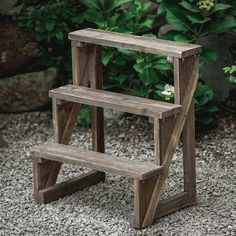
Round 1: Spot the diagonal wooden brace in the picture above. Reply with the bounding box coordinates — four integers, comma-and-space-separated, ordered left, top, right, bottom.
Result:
141, 55, 199, 228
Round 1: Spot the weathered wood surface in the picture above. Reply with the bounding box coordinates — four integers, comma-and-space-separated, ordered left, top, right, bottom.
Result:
154, 192, 192, 219
89, 45, 105, 154
49, 85, 182, 119
37, 171, 105, 204
154, 116, 176, 165
141, 55, 199, 228
33, 158, 56, 201
69, 28, 201, 58
31, 143, 163, 180
132, 178, 156, 228
174, 56, 197, 203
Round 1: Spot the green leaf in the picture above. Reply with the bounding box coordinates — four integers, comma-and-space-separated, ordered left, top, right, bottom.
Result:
77, 106, 91, 126
200, 16, 236, 36
157, 2, 166, 15
71, 16, 83, 24
142, 19, 153, 28
173, 33, 189, 42
179, 1, 200, 13
153, 63, 172, 71
115, 56, 126, 66
198, 95, 209, 106
165, 7, 191, 32
107, 0, 131, 13
116, 74, 127, 84
132, 87, 149, 97
133, 63, 145, 74
201, 47, 217, 62
55, 31, 64, 41
45, 20, 55, 31
102, 51, 113, 66
143, 2, 152, 11
211, 4, 232, 14
227, 76, 236, 83
155, 83, 165, 90
139, 68, 159, 87
83, 9, 104, 23
82, 0, 101, 11
186, 14, 211, 24
205, 89, 214, 101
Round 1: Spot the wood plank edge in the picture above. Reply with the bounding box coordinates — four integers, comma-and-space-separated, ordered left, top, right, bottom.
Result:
68, 31, 202, 58
48, 89, 182, 119
36, 171, 105, 204
155, 192, 195, 219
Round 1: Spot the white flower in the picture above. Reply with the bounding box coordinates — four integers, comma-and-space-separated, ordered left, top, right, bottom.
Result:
161, 90, 172, 96
161, 84, 175, 100
162, 84, 175, 95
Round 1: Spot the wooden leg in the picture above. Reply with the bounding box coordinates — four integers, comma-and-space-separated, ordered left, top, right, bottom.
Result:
33, 157, 57, 202
155, 117, 176, 165
140, 56, 199, 228
131, 178, 156, 228
90, 45, 105, 180
183, 101, 196, 203
174, 56, 197, 204
131, 116, 176, 228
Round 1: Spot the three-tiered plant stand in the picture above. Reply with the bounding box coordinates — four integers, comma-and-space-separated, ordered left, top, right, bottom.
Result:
31, 28, 201, 229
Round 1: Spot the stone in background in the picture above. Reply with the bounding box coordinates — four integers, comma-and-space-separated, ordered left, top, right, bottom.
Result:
0, 68, 58, 113
0, 0, 18, 15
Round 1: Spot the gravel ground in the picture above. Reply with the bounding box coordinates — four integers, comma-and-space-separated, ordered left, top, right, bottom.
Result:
0, 111, 235, 236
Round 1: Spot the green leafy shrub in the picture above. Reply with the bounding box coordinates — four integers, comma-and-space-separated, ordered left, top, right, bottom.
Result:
17, 0, 236, 127
156, 0, 236, 125
77, 106, 92, 126
223, 61, 236, 83
19, 0, 84, 76
194, 82, 219, 124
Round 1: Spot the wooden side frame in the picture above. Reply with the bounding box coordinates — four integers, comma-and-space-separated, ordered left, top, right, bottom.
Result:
131, 55, 199, 229
32, 42, 105, 203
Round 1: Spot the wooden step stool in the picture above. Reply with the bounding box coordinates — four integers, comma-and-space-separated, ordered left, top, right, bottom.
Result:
30, 28, 201, 229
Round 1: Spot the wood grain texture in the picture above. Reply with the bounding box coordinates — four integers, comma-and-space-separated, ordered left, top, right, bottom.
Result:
32, 158, 56, 202
89, 45, 105, 154
154, 116, 176, 165
49, 85, 182, 119
71, 40, 91, 86
45, 99, 74, 188
133, 116, 176, 228
132, 178, 156, 228
69, 28, 201, 58
141, 55, 199, 228
174, 56, 197, 203
31, 143, 163, 180
154, 192, 192, 219
37, 171, 105, 204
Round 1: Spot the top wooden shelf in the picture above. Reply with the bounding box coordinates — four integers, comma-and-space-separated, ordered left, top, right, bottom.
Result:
68, 28, 201, 58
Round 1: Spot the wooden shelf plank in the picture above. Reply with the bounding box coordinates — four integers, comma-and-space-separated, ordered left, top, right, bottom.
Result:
49, 85, 181, 119
31, 143, 162, 180
68, 28, 201, 58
